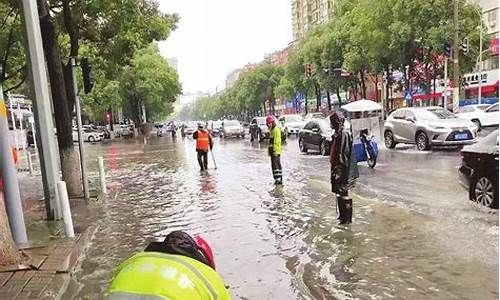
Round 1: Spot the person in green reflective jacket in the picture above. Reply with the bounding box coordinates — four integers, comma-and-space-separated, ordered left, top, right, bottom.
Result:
266, 115, 282, 185
105, 231, 231, 300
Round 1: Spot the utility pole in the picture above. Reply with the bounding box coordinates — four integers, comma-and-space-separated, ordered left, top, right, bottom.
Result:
452, 0, 460, 112
70, 57, 90, 202
21, 0, 61, 220
443, 57, 448, 109
0, 71, 28, 244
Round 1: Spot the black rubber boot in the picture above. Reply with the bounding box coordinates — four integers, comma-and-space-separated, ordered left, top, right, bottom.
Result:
345, 198, 353, 224
336, 195, 342, 220
338, 197, 348, 225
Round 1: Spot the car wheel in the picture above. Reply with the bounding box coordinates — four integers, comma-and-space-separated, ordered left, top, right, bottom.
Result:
320, 140, 328, 156
416, 132, 430, 151
471, 119, 482, 132
241, 134, 245, 139
88, 135, 95, 142
299, 138, 307, 153
473, 176, 497, 208
384, 131, 396, 149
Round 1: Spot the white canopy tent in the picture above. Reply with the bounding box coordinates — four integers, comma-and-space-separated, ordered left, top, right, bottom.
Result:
341, 99, 382, 112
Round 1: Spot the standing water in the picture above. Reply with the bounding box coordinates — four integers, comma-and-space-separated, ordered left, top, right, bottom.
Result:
66, 136, 498, 300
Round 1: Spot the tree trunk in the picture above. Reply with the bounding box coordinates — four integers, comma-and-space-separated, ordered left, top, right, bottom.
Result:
360, 70, 367, 99
314, 82, 321, 112
0, 194, 21, 266
326, 90, 332, 112
336, 87, 342, 107
304, 91, 308, 114
38, 0, 81, 196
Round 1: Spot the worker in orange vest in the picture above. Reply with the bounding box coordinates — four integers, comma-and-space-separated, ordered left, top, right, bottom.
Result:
193, 123, 213, 171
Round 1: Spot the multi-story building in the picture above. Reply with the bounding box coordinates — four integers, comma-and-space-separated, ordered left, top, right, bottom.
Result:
464, 0, 499, 103
291, 0, 334, 41
264, 43, 295, 66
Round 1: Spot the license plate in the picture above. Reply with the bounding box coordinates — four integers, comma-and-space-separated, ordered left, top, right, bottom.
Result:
455, 133, 468, 140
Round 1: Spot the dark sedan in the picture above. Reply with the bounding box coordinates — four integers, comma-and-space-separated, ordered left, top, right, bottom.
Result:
459, 129, 499, 208
298, 118, 332, 156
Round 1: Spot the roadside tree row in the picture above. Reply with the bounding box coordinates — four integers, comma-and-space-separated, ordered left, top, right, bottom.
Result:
185, 0, 484, 121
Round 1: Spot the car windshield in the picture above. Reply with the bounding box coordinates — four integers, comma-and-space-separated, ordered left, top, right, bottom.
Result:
224, 120, 240, 126
417, 108, 457, 120
476, 105, 489, 111
213, 121, 222, 127
285, 115, 302, 122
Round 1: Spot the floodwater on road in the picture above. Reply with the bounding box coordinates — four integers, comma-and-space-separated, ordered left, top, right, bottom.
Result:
66, 134, 498, 300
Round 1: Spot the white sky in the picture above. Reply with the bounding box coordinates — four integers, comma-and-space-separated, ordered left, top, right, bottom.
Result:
157, 0, 293, 95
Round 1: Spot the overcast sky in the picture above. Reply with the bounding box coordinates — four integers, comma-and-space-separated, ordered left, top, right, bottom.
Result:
157, 0, 293, 95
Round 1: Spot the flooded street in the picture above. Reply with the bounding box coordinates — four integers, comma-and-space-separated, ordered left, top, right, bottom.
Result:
66, 134, 498, 300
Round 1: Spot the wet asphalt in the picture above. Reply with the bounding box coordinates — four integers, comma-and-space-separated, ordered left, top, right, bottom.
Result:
65, 130, 498, 300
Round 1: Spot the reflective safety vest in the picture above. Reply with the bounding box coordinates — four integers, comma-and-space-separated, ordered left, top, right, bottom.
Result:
106, 252, 231, 300
268, 126, 282, 155
196, 130, 210, 151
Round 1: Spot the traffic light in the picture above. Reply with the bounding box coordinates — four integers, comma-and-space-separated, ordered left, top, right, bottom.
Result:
461, 37, 469, 54
81, 58, 94, 94
444, 42, 451, 57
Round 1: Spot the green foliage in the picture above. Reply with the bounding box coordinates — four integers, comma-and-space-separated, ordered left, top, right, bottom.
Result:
0, 0, 181, 122
119, 45, 181, 122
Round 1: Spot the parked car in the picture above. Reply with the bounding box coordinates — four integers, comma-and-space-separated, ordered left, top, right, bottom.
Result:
185, 122, 198, 136
384, 107, 478, 151
221, 120, 244, 138
279, 114, 305, 136
211, 120, 223, 136
95, 125, 111, 139
249, 116, 287, 142
119, 124, 134, 137
459, 129, 499, 208
457, 103, 499, 131
72, 128, 102, 142
298, 118, 332, 156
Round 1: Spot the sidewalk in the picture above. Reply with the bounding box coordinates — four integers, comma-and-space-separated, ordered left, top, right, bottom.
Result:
0, 173, 103, 299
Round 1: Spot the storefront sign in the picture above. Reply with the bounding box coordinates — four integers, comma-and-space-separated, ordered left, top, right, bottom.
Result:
490, 38, 499, 56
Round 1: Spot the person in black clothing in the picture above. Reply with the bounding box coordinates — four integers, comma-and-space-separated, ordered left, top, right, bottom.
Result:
193, 123, 214, 171
329, 111, 357, 224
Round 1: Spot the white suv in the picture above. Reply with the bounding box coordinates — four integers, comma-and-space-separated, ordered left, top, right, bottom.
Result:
457, 103, 499, 130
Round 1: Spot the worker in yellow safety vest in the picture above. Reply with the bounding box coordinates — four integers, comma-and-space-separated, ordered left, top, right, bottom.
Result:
105, 231, 231, 300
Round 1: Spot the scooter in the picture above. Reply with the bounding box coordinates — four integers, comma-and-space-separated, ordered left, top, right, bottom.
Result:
359, 128, 377, 168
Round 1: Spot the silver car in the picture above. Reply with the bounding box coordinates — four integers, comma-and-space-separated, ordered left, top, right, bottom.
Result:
384, 107, 478, 151
221, 120, 245, 138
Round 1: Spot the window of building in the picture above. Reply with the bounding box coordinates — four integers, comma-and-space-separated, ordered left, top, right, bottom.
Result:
487, 8, 498, 24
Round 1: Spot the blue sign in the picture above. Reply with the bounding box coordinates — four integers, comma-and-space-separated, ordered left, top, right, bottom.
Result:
404, 91, 413, 100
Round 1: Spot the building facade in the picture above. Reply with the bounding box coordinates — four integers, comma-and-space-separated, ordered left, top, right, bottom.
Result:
464, 0, 499, 104
291, 0, 334, 41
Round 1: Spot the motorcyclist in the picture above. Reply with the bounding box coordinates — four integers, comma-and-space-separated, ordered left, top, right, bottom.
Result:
105, 231, 231, 300
267, 115, 282, 185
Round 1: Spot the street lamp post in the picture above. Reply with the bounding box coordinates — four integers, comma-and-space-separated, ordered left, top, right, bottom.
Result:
473, 6, 484, 104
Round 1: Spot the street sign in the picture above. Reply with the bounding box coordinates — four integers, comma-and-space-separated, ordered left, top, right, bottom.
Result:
404, 91, 413, 100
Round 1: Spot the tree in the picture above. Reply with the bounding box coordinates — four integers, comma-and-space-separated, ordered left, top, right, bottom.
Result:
34, 0, 178, 196
120, 45, 181, 124
0, 193, 21, 266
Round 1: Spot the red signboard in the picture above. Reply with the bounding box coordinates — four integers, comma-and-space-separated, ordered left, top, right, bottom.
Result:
490, 38, 499, 56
